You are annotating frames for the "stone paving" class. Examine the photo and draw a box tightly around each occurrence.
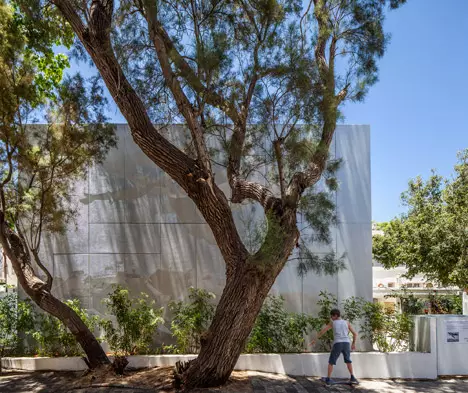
[248,374,468,393]
[1,371,468,392]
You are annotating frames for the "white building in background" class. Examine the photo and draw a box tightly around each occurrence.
[373,265,461,311]
[5,124,373,344]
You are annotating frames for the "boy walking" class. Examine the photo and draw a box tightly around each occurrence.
[309,309,359,385]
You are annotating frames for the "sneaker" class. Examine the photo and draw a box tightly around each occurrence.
[325,377,332,385]
[349,375,359,384]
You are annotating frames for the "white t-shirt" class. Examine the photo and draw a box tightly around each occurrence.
[332,319,350,344]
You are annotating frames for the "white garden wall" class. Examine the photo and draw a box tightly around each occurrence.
[0,352,437,379]
[2,318,449,379]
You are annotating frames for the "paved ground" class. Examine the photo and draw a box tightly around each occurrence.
[249,374,468,393]
[1,371,468,392]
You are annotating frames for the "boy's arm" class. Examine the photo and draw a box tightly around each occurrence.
[309,323,332,346]
[348,322,358,350]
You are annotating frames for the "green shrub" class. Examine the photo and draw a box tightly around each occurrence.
[33,299,100,357]
[360,301,413,352]
[0,292,35,358]
[388,289,462,315]
[428,292,462,314]
[100,285,164,356]
[401,294,425,315]
[245,296,314,353]
[168,287,216,354]
[309,291,366,351]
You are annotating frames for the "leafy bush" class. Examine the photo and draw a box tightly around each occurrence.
[308,291,338,350]
[399,293,425,315]
[309,291,413,353]
[428,292,462,314]
[361,302,413,352]
[100,285,164,356]
[245,296,314,353]
[388,289,462,315]
[168,287,216,354]
[33,299,100,357]
[0,293,35,358]
[309,291,365,351]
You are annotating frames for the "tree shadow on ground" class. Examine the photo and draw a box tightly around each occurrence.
[0,371,467,393]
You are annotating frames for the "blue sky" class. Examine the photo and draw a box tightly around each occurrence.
[63,0,468,222]
[343,0,468,222]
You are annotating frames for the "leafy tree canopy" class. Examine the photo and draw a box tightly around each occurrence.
[373,150,468,289]
[10,0,406,277]
[0,0,116,281]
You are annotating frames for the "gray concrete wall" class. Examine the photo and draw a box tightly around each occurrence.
[37,124,371,342]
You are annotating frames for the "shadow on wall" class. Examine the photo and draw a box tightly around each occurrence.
[38,124,372,346]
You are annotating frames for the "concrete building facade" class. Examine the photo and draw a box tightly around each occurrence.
[17,124,371,341]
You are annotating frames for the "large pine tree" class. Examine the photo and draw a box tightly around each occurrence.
[17,0,405,386]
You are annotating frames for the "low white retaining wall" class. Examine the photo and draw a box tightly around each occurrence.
[1,356,87,372]
[236,352,437,379]
[2,318,440,379]
[1,351,437,379]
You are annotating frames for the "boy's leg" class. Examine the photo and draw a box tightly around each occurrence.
[327,344,340,379]
[343,343,359,383]
[346,362,354,376]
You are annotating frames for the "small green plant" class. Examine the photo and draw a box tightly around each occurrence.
[0,293,35,362]
[100,285,164,356]
[309,292,414,353]
[33,299,100,357]
[309,291,365,351]
[309,291,338,350]
[360,302,413,352]
[168,287,216,354]
[245,296,314,353]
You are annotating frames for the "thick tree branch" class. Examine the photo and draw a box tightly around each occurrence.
[52,0,199,185]
[52,0,248,274]
[147,16,240,123]
[273,139,285,199]
[231,179,282,214]
[0,212,47,293]
[227,46,263,202]
[313,0,331,79]
[286,3,345,203]
[144,4,212,175]
[31,248,53,291]
[0,211,109,367]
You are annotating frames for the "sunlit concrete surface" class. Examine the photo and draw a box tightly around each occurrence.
[34,124,371,344]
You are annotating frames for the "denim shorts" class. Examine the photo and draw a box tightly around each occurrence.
[329,342,352,365]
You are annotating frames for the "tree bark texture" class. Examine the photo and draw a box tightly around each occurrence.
[0,219,109,369]
[183,210,299,388]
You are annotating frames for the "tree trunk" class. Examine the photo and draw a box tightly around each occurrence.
[183,212,299,389]
[0,221,109,369]
[33,290,110,368]
[182,264,284,388]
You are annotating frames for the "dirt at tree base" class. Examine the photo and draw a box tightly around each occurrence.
[49,365,253,392]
